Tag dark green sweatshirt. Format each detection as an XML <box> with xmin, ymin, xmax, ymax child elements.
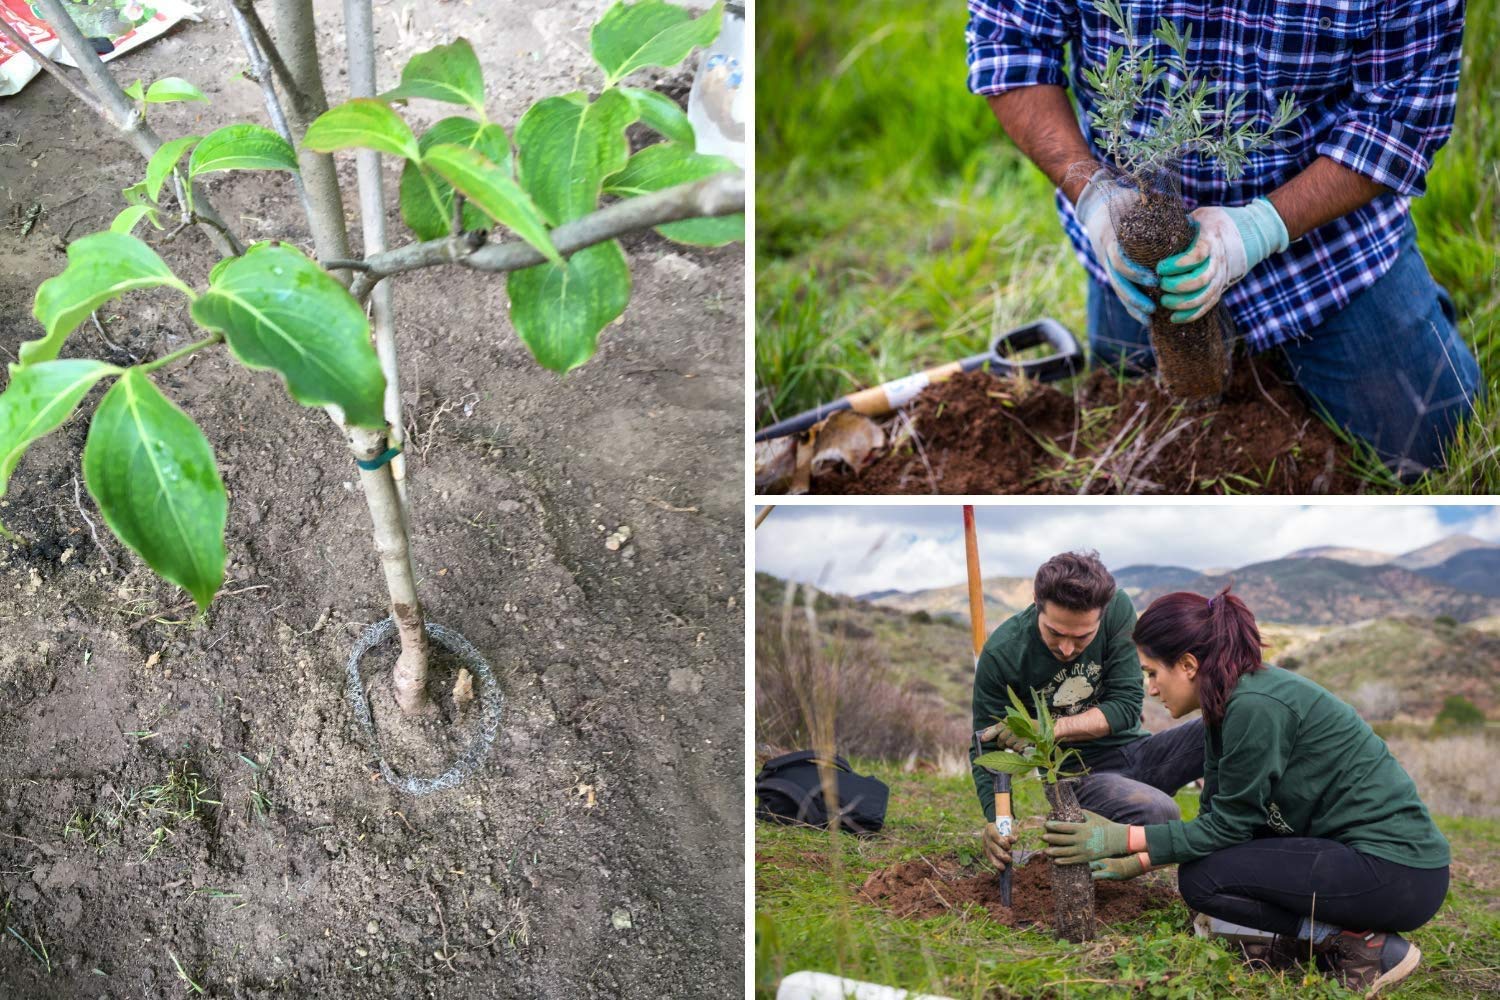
<box><xmin>1145</xmin><ymin>666</ymin><xmax>1449</xmax><ymax>868</ymax></box>
<box><xmin>970</xmin><ymin>589</ymin><xmax>1148</xmax><ymax>821</ymax></box>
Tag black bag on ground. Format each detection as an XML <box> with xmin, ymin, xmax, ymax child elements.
<box><xmin>754</xmin><ymin>751</ymin><xmax>889</xmax><ymax>834</ymax></box>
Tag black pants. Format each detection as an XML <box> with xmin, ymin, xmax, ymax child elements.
<box><xmin>1178</xmin><ymin>837</ymin><xmax>1450</xmax><ymax>935</ymax></box>
<box><xmin>1075</xmin><ymin>718</ymin><xmax>1207</xmax><ymax>826</ymax></box>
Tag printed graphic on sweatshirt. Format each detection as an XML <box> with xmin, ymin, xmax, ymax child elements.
<box><xmin>1266</xmin><ymin>802</ymin><xmax>1294</xmax><ymax>835</ymax></box>
<box><xmin>1038</xmin><ymin>661</ymin><xmax>1103</xmax><ymax>716</ymax></box>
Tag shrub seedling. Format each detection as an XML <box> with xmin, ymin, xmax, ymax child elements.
<box><xmin>0</xmin><ymin>1</ymin><xmax>744</xmax><ymax>784</ymax></box>
<box><xmin>1082</xmin><ymin>0</ymin><xmax>1301</xmax><ymax>397</ymax></box>
<box><xmin>974</xmin><ymin>686</ymin><xmax>1096</xmax><ymax>941</ymax></box>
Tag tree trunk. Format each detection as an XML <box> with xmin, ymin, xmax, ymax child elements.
<box><xmin>1044</xmin><ymin>778</ymin><xmax>1096</xmax><ymax>942</ymax></box>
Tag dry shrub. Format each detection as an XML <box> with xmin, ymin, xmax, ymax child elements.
<box><xmin>1385</xmin><ymin>733</ymin><xmax>1500</xmax><ymax>819</ymax></box>
<box><xmin>756</xmin><ymin>586</ymin><xmax>967</xmax><ymax>762</ymax></box>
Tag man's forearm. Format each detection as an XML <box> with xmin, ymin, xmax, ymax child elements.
<box><xmin>1054</xmin><ymin>706</ymin><xmax>1111</xmax><ymax>742</ymax></box>
<box><xmin>1268</xmin><ymin>156</ymin><xmax>1389</xmax><ymax>242</ymax></box>
<box><xmin>987</xmin><ymin>86</ymin><xmax>1099</xmax><ymax>205</ymax></box>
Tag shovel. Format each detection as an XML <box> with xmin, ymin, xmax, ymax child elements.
<box><xmin>754</xmin><ymin>318</ymin><xmax>1082</xmax><ymax>442</ymax></box>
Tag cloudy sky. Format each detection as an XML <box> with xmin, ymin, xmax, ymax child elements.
<box><xmin>754</xmin><ymin>504</ymin><xmax>1500</xmax><ymax>596</ymax></box>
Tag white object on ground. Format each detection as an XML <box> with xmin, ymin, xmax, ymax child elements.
<box><xmin>777</xmin><ymin>971</ymin><xmax>955</xmax><ymax>1000</ymax></box>
<box><xmin>686</xmin><ymin>2</ymin><xmax>745</xmax><ymax>167</ymax></box>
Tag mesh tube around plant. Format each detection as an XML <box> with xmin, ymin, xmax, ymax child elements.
<box><xmin>1109</xmin><ymin>164</ymin><xmax>1234</xmax><ymax>399</ymax></box>
<box><xmin>346</xmin><ymin>619</ymin><xmax>503</xmax><ymax>795</ymax></box>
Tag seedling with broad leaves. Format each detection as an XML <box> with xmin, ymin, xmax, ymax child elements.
<box><xmin>0</xmin><ymin>0</ymin><xmax>743</xmax><ymax>780</ymax></box>
<box><xmin>975</xmin><ymin>686</ymin><xmax>1097</xmax><ymax>942</ymax></box>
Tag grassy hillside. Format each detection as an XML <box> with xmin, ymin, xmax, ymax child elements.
<box><xmin>1288</xmin><ymin>617</ymin><xmax>1500</xmax><ymax>717</ymax></box>
<box><xmin>756</xmin><ymin>763</ymin><xmax>1500</xmax><ymax>999</ymax></box>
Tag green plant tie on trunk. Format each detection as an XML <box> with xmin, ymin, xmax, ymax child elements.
<box><xmin>355</xmin><ymin>446</ymin><xmax>402</xmax><ymax>471</ymax></box>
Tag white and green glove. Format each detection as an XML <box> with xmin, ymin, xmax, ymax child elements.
<box><xmin>1155</xmin><ymin>198</ymin><xmax>1289</xmax><ymax>323</ymax></box>
<box><xmin>1075</xmin><ymin>169</ymin><xmax>1159</xmax><ymax>325</ymax></box>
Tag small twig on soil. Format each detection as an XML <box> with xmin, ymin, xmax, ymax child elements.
<box><xmin>922</xmin><ymin>878</ymin><xmax>953</xmax><ymax>910</ymax></box>
<box><xmin>646</xmin><ymin>498</ymin><xmax>699</xmax><ymax>513</ymax></box>
<box><xmin>73</xmin><ymin>476</ymin><xmax>118</xmax><ymax>574</ymax></box>
<box><xmin>895</xmin><ymin>411</ymin><xmax>939</xmax><ymax>494</ymax></box>
<box><xmin>425</xmin><ymin>880</ymin><xmax>457</xmax><ymax>972</ymax></box>
<box><xmin>1247</xmin><ymin>357</ymin><xmax>1292</xmax><ymax>421</ymax></box>
<box><xmin>1076</xmin><ymin>401</ymin><xmax>1147</xmax><ymax>494</ymax></box>
<box><xmin>125</xmin><ymin>585</ymin><xmax>269</xmax><ymax>631</ymax></box>
<box><xmin>90</xmin><ymin>313</ymin><xmax>134</xmax><ymax>359</ymax></box>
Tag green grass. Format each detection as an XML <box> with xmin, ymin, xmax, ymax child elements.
<box><xmin>756</xmin><ymin>763</ymin><xmax>1500</xmax><ymax>998</ymax></box>
<box><xmin>757</xmin><ymin>0</ymin><xmax>1500</xmax><ymax>491</ymax></box>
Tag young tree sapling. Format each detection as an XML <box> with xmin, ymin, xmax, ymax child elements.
<box><xmin>0</xmin><ymin>0</ymin><xmax>744</xmax><ymax>783</ymax></box>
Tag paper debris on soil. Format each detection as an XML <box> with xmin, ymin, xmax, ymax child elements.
<box><xmin>1</xmin><ymin>0</ymin><xmax>201</xmax><ymax>98</ymax></box>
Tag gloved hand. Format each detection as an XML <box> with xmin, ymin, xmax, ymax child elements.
<box><xmin>1090</xmin><ymin>854</ymin><xmax>1148</xmax><ymax>881</ymax></box>
<box><xmin>981</xmin><ymin>823</ymin><xmax>1017</xmax><ymax>871</ymax></box>
<box><xmin>1042</xmin><ymin>809</ymin><xmax>1130</xmax><ymax>864</ymax></box>
<box><xmin>978</xmin><ymin>720</ymin><xmax>1033</xmax><ymax>755</ymax></box>
<box><xmin>1075</xmin><ymin>168</ymin><xmax>1158</xmax><ymax>325</ymax></box>
<box><xmin>1156</xmin><ymin>197</ymin><xmax>1289</xmax><ymax>323</ymax></box>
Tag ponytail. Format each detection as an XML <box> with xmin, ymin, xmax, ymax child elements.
<box><xmin>1133</xmin><ymin>586</ymin><xmax>1265</xmax><ymax>726</ymax></box>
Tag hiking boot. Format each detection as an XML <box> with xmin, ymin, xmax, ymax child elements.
<box><xmin>1319</xmin><ymin>930</ymin><xmax>1422</xmax><ymax>997</ymax></box>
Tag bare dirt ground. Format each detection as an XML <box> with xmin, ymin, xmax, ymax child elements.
<box><xmin>0</xmin><ymin>2</ymin><xmax>744</xmax><ymax>997</ymax></box>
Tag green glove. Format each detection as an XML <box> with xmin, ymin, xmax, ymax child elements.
<box><xmin>1090</xmin><ymin>854</ymin><xmax>1147</xmax><ymax>881</ymax></box>
<box><xmin>1042</xmin><ymin>810</ymin><xmax>1130</xmax><ymax>864</ymax></box>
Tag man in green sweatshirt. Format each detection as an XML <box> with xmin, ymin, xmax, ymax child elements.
<box><xmin>970</xmin><ymin>551</ymin><xmax>1204</xmax><ymax>872</ymax></box>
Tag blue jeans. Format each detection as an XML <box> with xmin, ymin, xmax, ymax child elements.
<box><xmin>1087</xmin><ymin>218</ymin><xmax>1482</xmax><ymax>477</ymax></box>
<box><xmin>1074</xmin><ymin>718</ymin><xmax>1206</xmax><ymax>826</ymax></box>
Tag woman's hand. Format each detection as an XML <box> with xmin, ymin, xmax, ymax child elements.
<box><xmin>1042</xmin><ymin>809</ymin><xmax>1130</xmax><ymax>864</ymax></box>
<box><xmin>1090</xmin><ymin>854</ymin><xmax>1148</xmax><ymax>881</ymax></box>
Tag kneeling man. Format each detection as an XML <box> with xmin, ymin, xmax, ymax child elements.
<box><xmin>970</xmin><ymin>550</ymin><xmax>1204</xmax><ymax>871</ymax></box>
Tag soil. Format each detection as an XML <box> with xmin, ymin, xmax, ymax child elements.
<box><xmin>857</xmin><ymin>854</ymin><xmax>1177</xmax><ymax>930</ymax></box>
<box><xmin>810</xmin><ymin>355</ymin><xmax>1369</xmax><ymax>494</ymax></box>
<box><xmin>1043</xmin><ymin>779</ymin><xmax>1094</xmax><ymax>943</ymax></box>
<box><xmin>0</xmin><ymin>3</ymin><xmax>743</xmax><ymax>999</ymax></box>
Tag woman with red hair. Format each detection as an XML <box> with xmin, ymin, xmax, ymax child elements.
<box><xmin>1042</xmin><ymin>587</ymin><xmax>1449</xmax><ymax>997</ymax></box>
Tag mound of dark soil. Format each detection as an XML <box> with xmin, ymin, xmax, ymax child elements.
<box><xmin>857</xmin><ymin>855</ymin><xmax>1177</xmax><ymax>928</ymax></box>
<box><xmin>815</xmin><ymin>358</ymin><xmax>1371</xmax><ymax>494</ymax></box>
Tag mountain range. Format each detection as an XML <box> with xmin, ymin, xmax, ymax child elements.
<box><xmin>854</xmin><ymin>535</ymin><xmax>1500</xmax><ymax>626</ymax></box>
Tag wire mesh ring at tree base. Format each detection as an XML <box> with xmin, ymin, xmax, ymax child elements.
<box><xmin>346</xmin><ymin>618</ymin><xmax>503</xmax><ymax>795</ymax></box>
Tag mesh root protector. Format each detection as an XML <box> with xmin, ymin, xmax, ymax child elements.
<box><xmin>346</xmin><ymin>618</ymin><xmax>503</xmax><ymax>796</ymax></box>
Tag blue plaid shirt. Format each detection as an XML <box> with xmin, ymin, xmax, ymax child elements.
<box><xmin>966</xmin><ymin>0</ymin><xmax>1465</xmax><ymax>349</ymax></box>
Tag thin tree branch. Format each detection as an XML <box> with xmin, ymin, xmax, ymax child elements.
<box><xmin>345</xmin><ymin>0</ymin><xmax>411</xmax><ymax>516</ymax></box>
<box><xmin>350</xmin><ymin>172</ymin><xmax>746</xmax><ymax>301</ymax></box>
<box><xmin>271</xmin><ymin>0</ymin><xmax>352</xmax><ymax>283</ymax></box>
<box><xmin>30</xmin><ymin>0</ymin><xmax>244</xmax><ymax>256</ymax></box>
<box><xmin>227</xmin><ymin>0</ymin><xmax>312</xmax><ymax>121</ymax></box>
<box><xmin>0</xmin><ymin>18</ymin><xmax>105</xmax><ymax>117</ymax></box>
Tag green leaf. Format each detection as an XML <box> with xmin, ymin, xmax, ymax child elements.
<box><xmin>515</xmin><ymin>89</ymin><xmax>635</xmax><ymax>224</ymax></box>
<box><xmin>188</xmin><ymin>124</ymin><xmax>299</xmax><ymax>178</ymax></box>
<box><xmin>189</xmin><ymin>243</ymin><xmax>386</xmax><ymax>429</ymax></box>
<box><xmin>620</xmin><ymin>87</ymin><xmax>694</xmax><ymax>144</ymax></box>
<box><xmin>507</xmin><ymin>240</ymin><xmax>629</xmax><ymax>373</ymax></box>
<box><xmin>122</xmin><ymin>181</ymin><xmax>151</xmax><ymax>206</ymax></box>
<box><xmin>123</xmin><ymin>79</ymin><xmax>144</xmax><ymax>102</ymax></box>
<box><xmin>1003</xmin><ymin>710</ymin><xmax>1038</xmax><ymax>744</ymax></box>
<box><xmin>398</xmin><ymin>117</ymin><xmax>511</xmax><ymax>240</ymax></box>
<box><xmin>1006</xmin><ymin>686</ymin><xmax>1030</xmax><ymax>719</ymax></box>
<box><xmin>145</xmin><ymin>77</ymin><xmax>209</xmax><ymax>104</ymax></box>
<box><xmin>147</xmin><ymin>135</ymin><xmax>201</xmax><ymax>202</ymax></box>
<box><xmin>0</xmin><ymin>359</ymin><xmax>119</xmax><ymax>508</ymax></box>
<box><xmin>603</xmin><ymin>142</ymin><xmax>741</xmax><ymax>245</ymax></box>
<box><xmin>83</xmin><ymin>369</ymin><xmax>226</xmax><ymax>611</ymax></box>
<box><xmin>378</xmin><ymin>38</ymin><xmax>485</xmax><ymax>113</ymax></box>
<box><xmin>27</xmin><ymin>233</ymin><xmax>190</xmax><ymax>366</ymax></box>
<box><xmin>973</xmin><ymin>752</ymin><xmax>1038</xmax><ymax>776</ymax></box>
<box><xmin>591</xmin><ymin>1</ymin><xmax>723</xmax><ymax>85</ymax></box>
<box><xmin>303</xmin><ymin>99</ymin><xmax>420</xmax><ymax>162</ymax></box>
<box><xmin>423</xmin><ymin>144</ymin><xmax>560</xmax><ymax>265</ymax></box>
<box><xmin>110</xmin><ymin>204</ymin><xmax>163</xmax><ymax>235</ymax></box>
